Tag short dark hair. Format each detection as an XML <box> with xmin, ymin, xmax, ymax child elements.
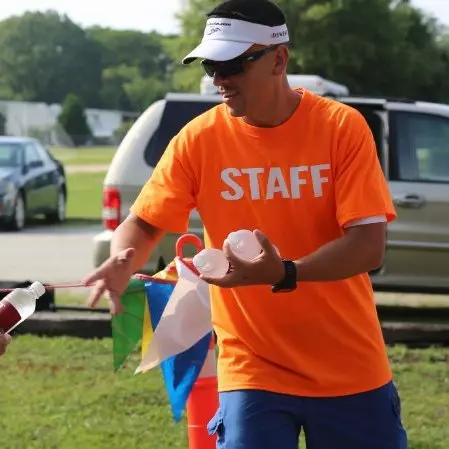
<box><xmin>207</xmin><ymin>0</ymin><xmax>286</xmax><ymax>27</ymax></box>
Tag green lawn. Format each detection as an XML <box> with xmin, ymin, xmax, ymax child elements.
<box><xmin>55</xmin><ymin>290</ymin><xmax>449</xmax><ymax>312</ymax></box>
<box><xmin>0</xmin><ymin>336</ymin><xmax>187</xmax><ymax>449</ymax></box>
<box><xmin>55</xmin><ymin>291</ymin><xmax>108</xmax><ymax>309</ymax></box>
<box><xmin>0</xmin><ymin>336</ymin><xmax>447</xmax><ymax>449</ymax></box>
<box><xmin>50</xmin><ymin>146</ymin><xmax>116</xmax><ymax>166</ymax></box>
<box><xmin>66</xmin><ymin>171</ymin><xmax>106</xmax><ymax>220</ymax></box>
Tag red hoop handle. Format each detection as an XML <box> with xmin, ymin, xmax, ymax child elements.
<box><xmin>175</xmin><ymin>234</ymin><xmax>204</xmax><ymax>259</ymax></box>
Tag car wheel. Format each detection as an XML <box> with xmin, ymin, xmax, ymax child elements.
<box><xmin>8</xmin><ymin>192</ymin><xmax>26</xmax><ymax>231</ymax></box>
<box><xmin>46</xmin><ymin>189</ymin><xmax>66</xmax><ymax>223</ymax></box>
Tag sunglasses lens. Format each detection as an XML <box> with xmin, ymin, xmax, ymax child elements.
<box><xmin>202</xmin><ymin>63</ymin><xmax>215</xmax><ymax>77</ymax></box>
<box><xmin>221</xmin><ymin>62</ymin><xmax>244</xmax><ymax>77</ymax></box>
<box><xmin>202</xmin><ymin>60</ymin><xmax>244</xmax><ymax>78</ymax></box>
<box><xmin>201</xmin><ymin>46</ymin><xmax>278</xmax><ymax>78</ymax></box>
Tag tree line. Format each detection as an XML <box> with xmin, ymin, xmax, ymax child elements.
<box><xmin>0</xmin><ymin>0</ymin><xmax>448</xmax><ymax>115</ymax></box>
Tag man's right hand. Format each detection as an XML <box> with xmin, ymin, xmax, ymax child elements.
<box><xmin>84</xmin><ymin>247</ymin><xmax>136</xmax><ymax>315</ymax></box>
<box><xmin>0</xmin><ymin>332</ymin><xmax>11</xmax><ymax>357</ymax></box>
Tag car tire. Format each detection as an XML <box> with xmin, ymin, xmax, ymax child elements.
<box><xmin>46</xmin><ymin>189</ymin><xmax>66</xmax><ymax>224</ymax></box>
<box><xmin>8</xmin><ymin>192</ymin><xmax>26</xmax><ymax>231</ymax></box>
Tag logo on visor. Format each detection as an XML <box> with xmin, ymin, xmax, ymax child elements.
<box><xmin>207</xmin><ymin>27</ymin><xmax>221</xmax><ymax>35</ymax></box>
<box><xmin>208</xmin><ymin>21</ymin><xmax>231</xmax><ymax>26</ymax></box>
<box><xmin>272</xmin><ymin>30</ymin><xmax>288</xmax><ymax>38</ymax></box>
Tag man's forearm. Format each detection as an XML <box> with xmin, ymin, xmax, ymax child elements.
<box><xmin>294</xmin><ymin>224</ymin><xmax>385</xmax><ymax>282</ymax></box>
<box><xmin>110</xmin><ymin>214</ymin><xmax>165</xmax><ymax>273</ymax></box>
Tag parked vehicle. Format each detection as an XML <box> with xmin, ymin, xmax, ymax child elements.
<box><xmin>0</xmin><ymin>137</ymin><xmax>67</xmax><ymax>230</ymax></box>
<box><xmin>93</xmin><ymin>92</ymin><xmax>449</xmax><ymax>292</ymax></box>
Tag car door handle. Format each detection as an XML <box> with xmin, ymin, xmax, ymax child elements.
<box><xmin>393</xmin><ymin>193</ymin><xmax>426</xmax><ymax>209</ymax></box>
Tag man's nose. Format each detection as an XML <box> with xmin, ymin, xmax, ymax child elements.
<box><xmin>213</xmin><ymin>73</ymin><xmax>229</xmax><ymax>87</ymax></box>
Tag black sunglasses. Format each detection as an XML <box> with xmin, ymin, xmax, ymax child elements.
<box><xmin>201</xmin><ymin>45</ymin><xmax>278</xmax><ymax>78</ymax></box>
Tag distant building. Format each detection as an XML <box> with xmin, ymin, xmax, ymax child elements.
<box><xmin>0</xmin><ymin>100</ymin><xmax>138</xmax><ymax>146</ymax></box>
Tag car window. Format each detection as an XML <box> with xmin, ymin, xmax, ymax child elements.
<box><xmin>33</xmin><ymin>141</ymin><xmax>52</xmax><ymax>163</ymax></box>
<box><xmin>391</xmin><ymin>111</ymin><xmax>449</xmax><ymax>182</ymax></box>
<box><xmin>144</xmin><ymin>99</ymin><xmax>218</xmax><ymax>167</ymax></box>
<box><xmin>25</xmin><ymin>143</ymin><xmax>42</xmax><ymax>166</ymax></box>
<box><xmin>344</xmin><ymin>104</ymin><xmax>384</xmax><ymax>166</ymax></box>
<box><xmin>0</xmin><ymin>143</ymin><xmax>23</xmax><ymax>167</ymax></box>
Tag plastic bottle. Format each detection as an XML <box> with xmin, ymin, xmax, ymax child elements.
<box><xmin>227</xmin><ymin>229</ymin><xmax>262</xmax><ymax>261</ymax></box>
<box><xmin>192</xmin><ymin>248</ymin><xmax>230</xmax><ymax>278</ymax></box>
<box><xmin>227</xmin><ymin>229</ymin><xmax>281</xmax><ymax>260</ymax></box>
<box><xmin>0</xmin><ymin>281</ymin><xmax>46</xmax><ymax>334</ymax></box>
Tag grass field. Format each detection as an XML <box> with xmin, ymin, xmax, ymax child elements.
<box><xmin>0</xmin><ymin>336</ymin><xmax>187</xmax><ymax>449</ymax></box>
<box><xmin>66</xmin><ymin>171</ymin><xmax>106</xmax><ymax>221</ymax></box>
<box><xmin>55</xmin><ymin>291</ymin><xmax>108</xmax><ymax>309</ymax></box>
<box><xmin>49</xmin><ymin>146</ymin><xmax>116</xmax><ymax>166</ymax></box>
<box><xmin>54</xmin><ymin>289</ymin><xmax>449</xmax><ymax>311</ymax></box>
<box><xmin>0</xmin><ymin>337</ymin><xmax>447</xmax><ymax>449</ymax></box>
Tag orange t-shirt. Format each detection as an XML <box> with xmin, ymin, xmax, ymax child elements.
<box><xmin>131</xmin><ymin>88</ymin><xmax>397</xmax><ymax>397</ymax></box>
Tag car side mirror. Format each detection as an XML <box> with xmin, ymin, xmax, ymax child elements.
<box><xmin>28</xmin><ymin>160</ymin><xmax>44</xmax><ymax>170</ymax></box>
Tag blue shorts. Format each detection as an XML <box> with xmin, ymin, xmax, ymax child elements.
<box><xmin>207</xmin><ymin>381</ymin><xmax>407</xmax><ymax>449</ymax></box>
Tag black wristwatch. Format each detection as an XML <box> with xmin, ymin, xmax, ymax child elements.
<box><xmin>272</xmin><ymin>260</ymin><xmax>297</xmax><ymax>293</ymax></box>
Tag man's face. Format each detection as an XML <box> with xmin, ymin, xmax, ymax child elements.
<box><xmin>204</xmin><ymin>45</ymin><xmax>286</xmax><ymax>118</ymax></box>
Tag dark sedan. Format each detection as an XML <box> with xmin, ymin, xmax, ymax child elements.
<box><xmin>0</xmin><ymin>137</ymin><xmax>67</xmax><ymax>230</ymax></box>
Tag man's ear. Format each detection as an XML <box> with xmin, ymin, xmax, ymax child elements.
<box><xmin>273</xmin><ymin>45</ymin><xmax>289</xmax><ymax>75</ymax></box>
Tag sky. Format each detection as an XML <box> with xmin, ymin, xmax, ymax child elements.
<box><xmin>0</xmin><ymin>0</ymin><xmax>448</xmax><ymax>35</ymax></box>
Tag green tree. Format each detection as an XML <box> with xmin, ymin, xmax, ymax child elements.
<box><xmin>171</xmin><ymin>0</ymin><xmax>449</xmax><ymax>102</ymax></box>
<box><xmin>165</xmin><ymin>0</ymin><xmax>218</xmax><ymax>93</ymax></box>
<box><xmin>99</xmin><ymin>64</ymin><xmax>167</xmax><ymax>111</ymax></box>
<box><xmin>100</xmin><ymin>65</ymin><xmax>137</xmax><ymax>111</ymax></box>
<box><xmin>281</xmin><ymin>0</ymin><xmax>448</xmax><ymax>99</ymax></box>
<box><xmin>58</xmin><ymin>94</ymin><xmax>91</xmax><ymax>146</ymax></box>
<box><xmin>124</xmin><ymin>74</ymin><xmax>167</xmax><ymax>111</ymax></box>
<box><xmin>88</xmin><ymin>27</ymin><xmax>175</xmax><ymax>110</ymax></box>
<box><xmin>0</xmin><ymin>11</ymin><xmax>103</xmax><ymax>106</ymax></box>
<box><xmin>387</xmin><ymin>2</ymin><xmax>449</xmax><ymax>101</ymax></box>
<box><xmin>88</xmin><ymin>27</ymin><xmax>174</xmax><ymax>78</ymax></box>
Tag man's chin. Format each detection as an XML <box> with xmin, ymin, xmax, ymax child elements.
<box><xmin>226</xmin><ymin>104</ymin><xmax>245</xmax><ymax>118</ymax></box>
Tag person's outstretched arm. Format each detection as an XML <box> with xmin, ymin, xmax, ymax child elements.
<box><xmin>84</xmin><ymin>214</ymin><xmax>165</xmax><ymax>314</ymax></box>
<box><xmin>0</xmin><ymin>332</ymin><xmax>11</xmax><ymax>357</ymax></box>
<box><xmin>84</xmin><ymin>128</ymin><xmax>197</xmax><ymax>315</ymax></box>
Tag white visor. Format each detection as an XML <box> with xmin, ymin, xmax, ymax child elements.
<box><xmin>182</xmin><ymin>18</ymin><xmax>289</xmax><ymax>64</ymax></box>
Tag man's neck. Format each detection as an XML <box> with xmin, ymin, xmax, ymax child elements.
<box><xmin>243</xmin><ymin>88</ymin><xmax>301</xmax><ymax>128</ymax></box>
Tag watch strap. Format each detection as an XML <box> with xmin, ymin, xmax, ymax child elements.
<box><xmin>272</xmin><ymin>260</ymin><xmax>297</xmax><ymax>293</ymax></box>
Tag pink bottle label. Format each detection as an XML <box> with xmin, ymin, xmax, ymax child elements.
<box><xmin>0</xmin><ymin>301</ymin><xmax>22</xmax><ymax>333</ymax></box>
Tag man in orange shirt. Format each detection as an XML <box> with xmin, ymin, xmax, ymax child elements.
<box><xmin>84</xmin><ymin>0</ymin><xmax>407</xmax><ymax>447</ymax></box>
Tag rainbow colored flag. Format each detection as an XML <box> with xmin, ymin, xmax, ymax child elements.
<box><xmin>111</xmin><ymin>257</ymin><xmax>213</xmax><ymax>422</ymax></box>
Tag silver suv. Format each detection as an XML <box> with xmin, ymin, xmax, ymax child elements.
<box><xmin>93</xmin><ymin>92</ymin><xmax>449</xmax><ymax>292</ymax></box>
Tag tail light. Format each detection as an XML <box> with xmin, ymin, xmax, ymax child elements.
<box><xmin>102</xmin><ymin>187</ymin><xmax>121</xmax><ymax>230</ymax></box>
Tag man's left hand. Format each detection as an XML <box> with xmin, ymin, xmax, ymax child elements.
<box><xmin>200</xmin><ymin>230</ymin><xmax>285</xmax><ymax>288</ymax></box>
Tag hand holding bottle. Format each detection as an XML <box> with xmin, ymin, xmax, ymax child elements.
<box><xmin>193</xmin><ymin>248</ymin><xmax>230</xmax><ymax>277</ymax></box>
<box><xmin>199</xmin><ymin>229</ymin><xmax>285</xmax><ymax>288</ymax></box>
<box><xmin>227</xmin><ymin>229</ymin><xmax>281</xmax><ymax>261</ymax></box>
